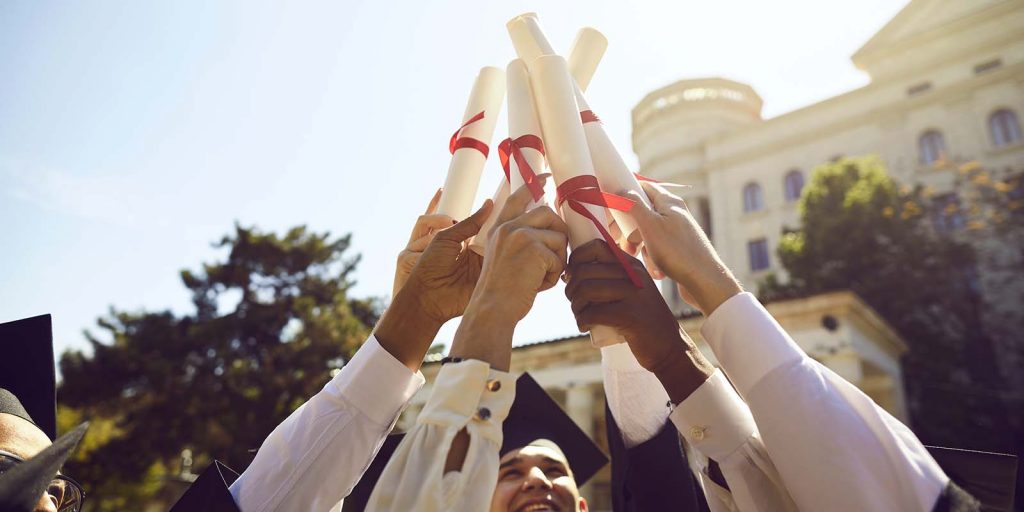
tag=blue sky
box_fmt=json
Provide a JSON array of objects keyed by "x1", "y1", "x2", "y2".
[{"x1": 0, "y1": 0, "x2": 908, "y2": 361}]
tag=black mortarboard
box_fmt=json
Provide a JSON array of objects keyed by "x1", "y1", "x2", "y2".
[
  {"x1": 0, "y1": 422, "x2": 88, "y2": 512},
  {"x1": 168, "y1": 461, "x2": 242, "y2": 512},
  {"x1": 343, "y1": 372, "x2": 608, "y2": 511},
  {"x1": 927, "y1": 445, "x2": 1017, "y2": 511},
  {"x1": 0, "y1": 314, "x2": 57, "y2": 440}
]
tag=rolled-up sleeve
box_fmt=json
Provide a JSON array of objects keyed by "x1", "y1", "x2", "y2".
[
  {"x1": 671, "y1": 370, "x2": 796, "y2": 511},
  {"x1": 366, "y1": 360, "x2": 517, "y2": 511},
  {"x1": 229, "y1": 335, "x2": 425, "y2": 512},
  {"x1": 701, "y1": 292, "x2": 948, "y2": 511}
]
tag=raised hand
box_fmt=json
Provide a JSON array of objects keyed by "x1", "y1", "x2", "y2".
[
  {"x1": 449, "y1": 180, "x2": 569, "y2": 371},
  {"x1": 625, "y1": 181, "x2": 743, "y2": 315},
  {"x1": 564, "y1": 239, "x2": 714, "y2": 402},
  {"x1": 393, "y1": 188, "x2": 454, "y2": 297},
  {"x1": 375, "y1": 196, "x2": 493, "y2": 370}
]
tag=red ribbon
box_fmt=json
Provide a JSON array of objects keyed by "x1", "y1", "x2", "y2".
[
  {"x1": 633, "y1": 172, "x2": 659, "y2": 182},
  {"x1": 498, "y1": 135, "x2": 546, "y2": 202},
  {"x1": 449, "y1": 111, "x2": 490, "y2": 157},
  {"x1": 580, "y1": 110, "x2": 601, "y2": 124},
  {"x1": 556, "y1": 175, "x2": 642, "y2": 288}
]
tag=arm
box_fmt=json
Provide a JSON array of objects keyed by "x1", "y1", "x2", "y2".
[
  {"x1": 230, "y1": 194, "x2": 494, "y2": 511},
  {"x1": 627, "y1": 181, "x2": 950, "y2": 511},
  {"x1": 367, "y1": 182, "x2": 570, "y2": 511},
  {"x1": 701, "y1": 293, "x2": 947, "y2": 511}
]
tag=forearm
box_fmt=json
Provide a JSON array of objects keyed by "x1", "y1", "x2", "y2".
[
  {"x1": 374, "y1": 283, "x2": 444, "y2": 371},
  {"x1": 650, "y1": 329, "x2": 716, "y2": 405},
  {"x1": 447, "y1": 298, "x2": 515, "y2": 372}
]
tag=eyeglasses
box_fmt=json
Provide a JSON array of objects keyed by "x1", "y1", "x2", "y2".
[{"x1": 0, "y1": 450, "x2": 86, "y2": 512}]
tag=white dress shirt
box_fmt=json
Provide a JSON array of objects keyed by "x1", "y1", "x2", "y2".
[
  {"x1": 365, "y1": 359, "x2": 518, "y2": 511},
  {"x1": 229, "y1": 335, "x2": 425, "y2": 512},
  {"x1": 602, "y1": 342, "x2": 797, "y2": 512},
  {"x1": 702, "y1": 292, "x2": 949, "y2": 511}
]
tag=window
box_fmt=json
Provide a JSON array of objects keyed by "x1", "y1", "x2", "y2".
[
  {"x1": 698, "y1": 197, "x2": 713, "y2": 240},
  {"x1": 918, "y1": 130, "x2": 947, "y2": 165},
  {"x1": 931, "y1": 193, "x2": 965, "y2": 233},
  {"x1": 742, "y1": 182, "x2": 764, "y2": 212},
  {"x1": 989, "y1": 109, "x2": 1022, "y2": 147},
  {"x1": 748, "y1": 239, "x2": 770, "y2": 272},
  {"x1": 783, "y1": 170, "x2": 804, "y2": 202}
]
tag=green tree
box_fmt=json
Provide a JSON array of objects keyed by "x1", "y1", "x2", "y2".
[
  {"x1": 57, "y1": 224, "x2": 379, "y2": 509},
  {"x1": 762, "y1": 156, "x2": 1012, "y2": 450}
]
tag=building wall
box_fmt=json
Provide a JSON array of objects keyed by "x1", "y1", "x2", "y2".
[{"x1": 632, "y1": 0, "x2": 1024, "y2": 293}]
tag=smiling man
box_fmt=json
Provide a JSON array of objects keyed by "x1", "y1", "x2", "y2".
[{"x1": 491, "y1": 439, "x2": 585, "y2": 512}]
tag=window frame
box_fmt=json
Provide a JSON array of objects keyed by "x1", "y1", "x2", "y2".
[
  {"x1": 918, "y1": 129, "x2": 947, "y2": 165},
  {"x1": 989, "y1": 109, "x2": 1022, "y2": 148},
  {"x1": 748, "y1": 238, "x2": 770, "y2": 272},
  {"x1": 742, "y1": 182, "x2": 764, "y2": 213},
  {"x1": 783, "y1": 169, "x2": 805, "y2": 202}
]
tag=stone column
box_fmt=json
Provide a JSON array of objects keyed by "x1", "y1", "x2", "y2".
[{"x1": 565, "y1": 383, "x2": 596, "y2": 503}]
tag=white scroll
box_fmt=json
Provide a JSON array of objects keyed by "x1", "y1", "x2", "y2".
[
  {"x1": 528, "y1": 55, "x2": 622, "y2": 347},
  {"x1": 436, "y1": 66, "x2": 506, "y2": 221},
  {"x1": 507, "y1": 13, "x2": 651, "y2": 244}
]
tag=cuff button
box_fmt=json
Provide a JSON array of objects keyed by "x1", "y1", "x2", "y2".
[
  {"x1": 475, "y1": 407, "x2": 492, "y2": 421},
  {"x1": 690, "y1": 426, "x2": 707, "y2": 441},
  {"x1": 486, "y1": 379, "x2": 502, "y2": 392}
]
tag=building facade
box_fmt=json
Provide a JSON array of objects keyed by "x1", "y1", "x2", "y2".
[{"x1": 632, "y1": 0, "x2": 1024, "y2": 391}]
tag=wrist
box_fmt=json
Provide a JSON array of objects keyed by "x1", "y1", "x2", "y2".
[
  {"x1": 375, "y1": 285, "x2": 444, "y2": 370},
  {"x1": 689, "y1": 270, "x2": 743, "y2": 316},
  {"x1": 650, "y1": 342, "x2": 715, "y2": 405},
  {"x1": 448, "y1": 297, "x2": 516, "y2": 371}
]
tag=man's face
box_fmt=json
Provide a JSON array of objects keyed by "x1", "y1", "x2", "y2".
[
  {"x1": 489, "y1": 444, "x2": 587, "y2": 512},
  {"x1": 0, "y1": 413, "x2": 60, "y2": 512}
]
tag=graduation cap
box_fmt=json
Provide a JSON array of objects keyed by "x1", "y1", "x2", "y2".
[
  {"x1": 168, "y1": 461, "x2": 242, "y2": 512},
  {"x1": 927, "y1": 445, "x2": 1018, "y2": 511},
  {"x1": 0, "y1": 423, "x2": 88, "y2": 512},
  {"x1": 0, "y1": 314, "x2": 57, "y2": 440},
  {"x1": 343, "y1": 372, "x2": 608, "y2": 511}
]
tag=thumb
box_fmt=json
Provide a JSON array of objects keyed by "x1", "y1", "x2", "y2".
[
  {"x1": 437, "y1": 200, "x2": 494, "y2": 243},
  {"x1": 639, "y1": 181, "x2": 687, "y2": 213}
]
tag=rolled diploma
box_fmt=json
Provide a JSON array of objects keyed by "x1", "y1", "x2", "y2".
[
  {"x1": 529, "y1": 55, "x2": 621, "y2": 347},
  {"x1": 567, "y1": 28, "x2": 607, "y2": 93},
  {"x1": 507, "y1": 14, "x2": 602, "y2": 93},
  {"x1": 436, "y1": 66, "x2": 506, "y2": 221},
  {"x1": 576, "y1": 91, "x2": 651, "y2": 244},
  {"x1": 469, "y1": 179, "x2": 510, "y2": 255},
  {"x1": 508, "y1": 15, "x2": 646, "y2": 242},
  {"x1": 469, "y1": 59, "x2": 548, "y2": 255}
]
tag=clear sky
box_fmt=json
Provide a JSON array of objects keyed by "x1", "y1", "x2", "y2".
[{"x1": 0, "y1": 0, "x2": 910, "y2": 361}]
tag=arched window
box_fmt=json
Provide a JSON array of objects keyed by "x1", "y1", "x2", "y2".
[
  {"x1": 918, "y1": 130, "x2": 946, "y2": 165},
  {"x1": 743, "y1": 182, "x2": 764, "y2": 212},
  {"x1": 783, "y1": 170, "x2": 804, "y2": 202},
  {"x1": 990, "y1": 109, "x2": 1022, "y2": 147}
]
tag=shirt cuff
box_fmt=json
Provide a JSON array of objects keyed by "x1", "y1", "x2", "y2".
[
  {"x1": 419, "y1": 360, "x2": 517, "y2": 445},
  {"x1": 670, "y1": 369, "x2": 757, "y2": 462},
  {"x1": 701, "y1": 292, "x2": 803, "y2": 398},
  {"x1": 328, "y1": 335, "x2": 426, "y2": 426}
]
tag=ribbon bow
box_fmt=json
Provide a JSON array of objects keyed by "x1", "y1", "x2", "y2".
[
  {"x1": 498, "y1": 135, "x2": 546, "y2": 202},
  {"x1": 556, "y1": 175, "x2": 643, "y2": 288},
  {"x1": 449, "y1": 111, "x2": 490, "y2": 157}
]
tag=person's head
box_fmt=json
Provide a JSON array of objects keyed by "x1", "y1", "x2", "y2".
[
  {"x1": 0, "y1": 315, "x2": 86, "y2": 512},
  {"x1": 0, "y1": 413, "x2": 59, "y2": 512},
  {"x1": 490, "y1": 439, "x2": 587, "y2": 512}
]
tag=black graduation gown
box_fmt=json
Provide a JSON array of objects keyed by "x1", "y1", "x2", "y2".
[
  {"x1": 169, "y1": 461, "x2": 242, "y2": 512},
  {"x1": 605, "y1": 403, "x2": 711, "y2": 512}
]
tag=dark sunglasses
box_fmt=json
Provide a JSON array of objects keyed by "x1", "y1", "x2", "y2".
[{"x1": 0, "y1": 450, "x2": 86, "y2": 512}]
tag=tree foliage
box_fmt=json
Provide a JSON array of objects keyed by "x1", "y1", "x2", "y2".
[
  {"x1": 57, "y1": 225, "x2": 379, "y2": 507},
  {"x1": 762, "y1": 156, "x2": 1015, "y2": 450}
]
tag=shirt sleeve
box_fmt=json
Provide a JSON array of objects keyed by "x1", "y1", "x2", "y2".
[
  {"x1": 228, "y1": 335, "x2": 425, "y2": 512},
  {"x1": 671, "y1": 370, "x2": 797, "y2": 512},
  {"x1": 701, "y1": 292, "x2": 949, "y2": 511},
  {"x1": 600, "y1": 342, "x2": 672, "y2": 448},
  {"x1": 365, "y1": 359, "x2": 517, "y2": 512}
]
